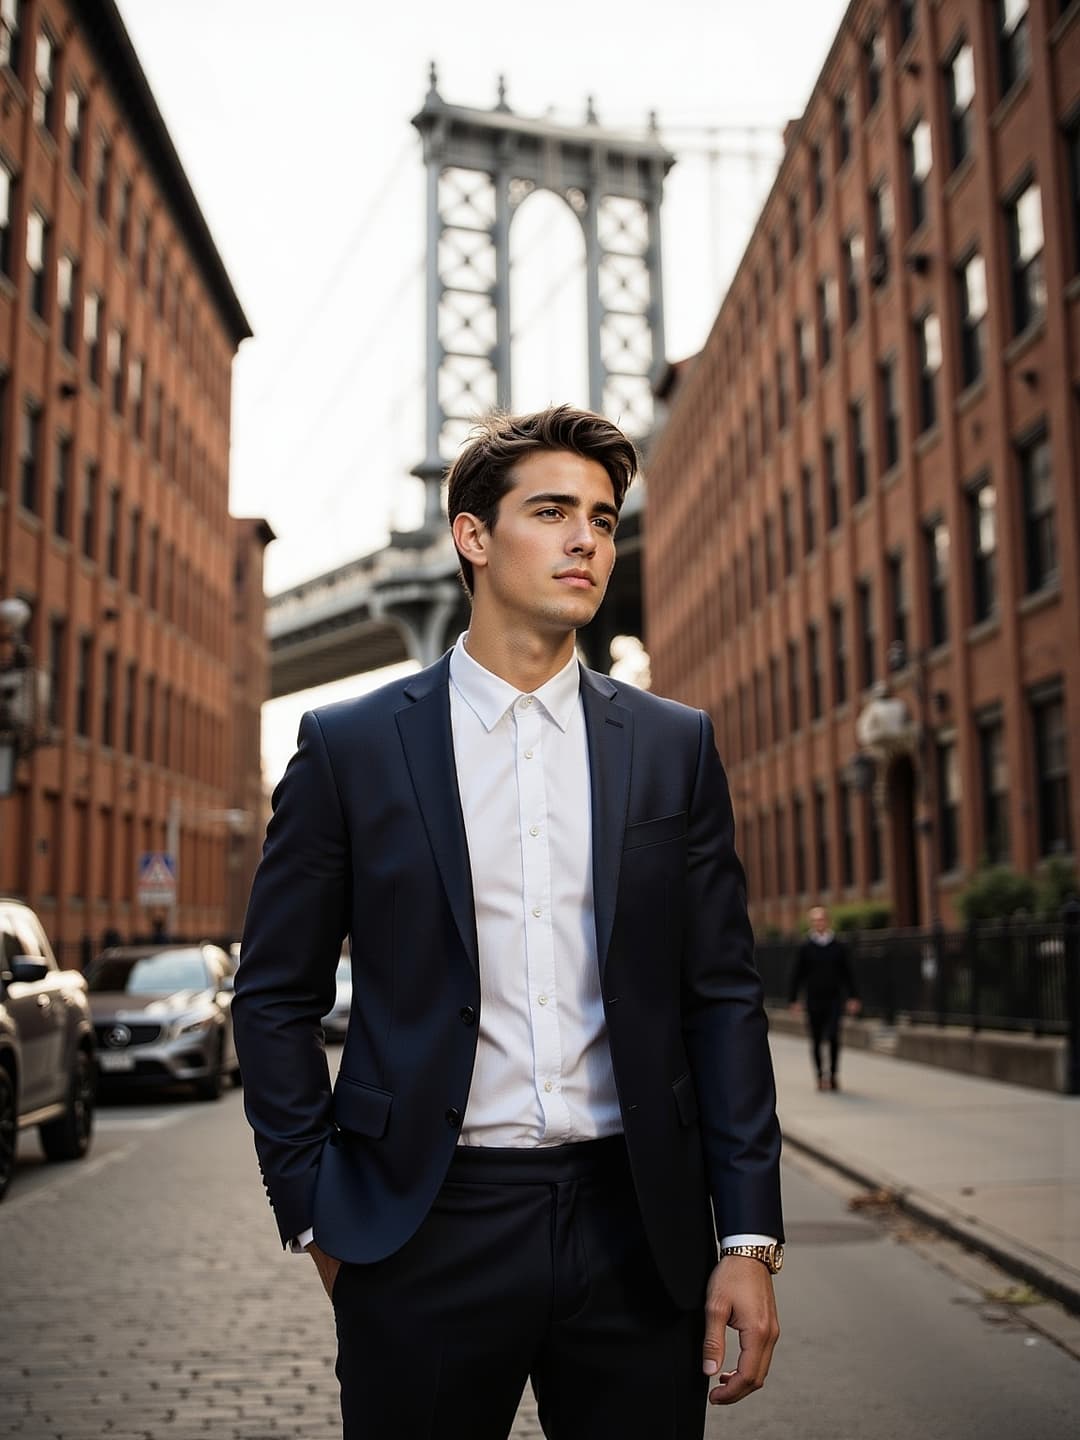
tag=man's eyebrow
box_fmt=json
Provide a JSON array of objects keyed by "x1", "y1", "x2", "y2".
[{"x1": 521, "y1": 491, "x2": 620, "y2": 520}]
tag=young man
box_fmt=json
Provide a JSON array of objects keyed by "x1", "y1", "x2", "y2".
[
  {"x1": 233, "y1": 406, "x2": 783, "y2": 1439},
  {"x1": 788, "y1": 904, "x2": 861, "y2": 1090}
]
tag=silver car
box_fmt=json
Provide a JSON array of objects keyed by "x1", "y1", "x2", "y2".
[{"x1": 85, "y1": 944, "x2": 240, "y2": 1100}]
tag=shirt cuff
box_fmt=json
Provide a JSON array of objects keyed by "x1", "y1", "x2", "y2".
[
  {"x1": 290, "y1": 1227, "x2": 315, "y2": 1253},
  {"x1": 720, "y1": 1233, "x2": 778, "y2": 1248}
]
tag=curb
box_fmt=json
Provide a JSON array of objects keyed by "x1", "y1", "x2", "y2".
[{"x1": 781, "y1": 1128, "x2": 1080, "y2": 1319}]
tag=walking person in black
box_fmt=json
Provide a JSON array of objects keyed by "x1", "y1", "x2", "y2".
[{"x1": 788, "y1": 907, "x2": 860, "y2": 1091}]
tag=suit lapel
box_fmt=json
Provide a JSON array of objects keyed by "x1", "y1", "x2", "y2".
[
  {"x1": 581, "y1": 669, "x2": 633, "y2": 979},
  {"x1": 395, "y1": 658, "x2": 479, "y2": 974}
]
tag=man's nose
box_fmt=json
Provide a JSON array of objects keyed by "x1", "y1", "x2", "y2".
[{"x1": 567, "y1": 521, "x2": 597, "y2": 555}]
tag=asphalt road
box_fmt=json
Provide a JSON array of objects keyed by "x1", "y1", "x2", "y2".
[{"x1": 3, "y1": 1066, "x2": 1078, "y2": 1440}]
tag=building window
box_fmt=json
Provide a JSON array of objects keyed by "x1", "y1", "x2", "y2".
[
  {"x1": 1007, "y1": 181, "x2": 1045, "y2": 335},
  {"x1": 945, "y1": 41, "x2": 975, "y2": 170},
  {"x1": 1067, "y1": 117, "x2": 1080, "y2": 278},
  {"x1": 817, "y1": 276, "x2": 837, "y2": 366},
  {"x1": 129, "y1": 357, "x2": 145, "y2": 439},
  {"x1": 814, "y1": 784, "x2": 830, "y2": 892},
  {"x1": 26, "y1": 208, "x2": 48, "y2": 318},
  {"x1": 161, "y1": 684, "x2": 171, "y2": 769},
  {"x1": 968, "y1": 480, "x2": 997, "y2": 622},
  {"x1": 47, "y1": 615, "x2": 65, "y2": 729},
  {"x1": 150, "y1": 382, "x2": 163, "y2": 462},
  {"x1": 796, "y1": 317, "x2": 813, "y2": 400},
  {"x1": 977, "y1": 713, "x2": 1009, "y2": 864},
  {"x1": 18, "y1": 401, "x2": 40, "y2": 512},
  {"x1": 765, "y1": 514, "x2": 777, "y2": 593},
  {"x1": 123, "y1": 662, "x2": 136, "y2": 755},
  {"x1": 781, "y1": 490, "x2": 795, "y2": 577},
  {"x1": 0, "y1": 0, "x2": 22, "y2": 76},
  {"x1": 75, "y1": 633, "x2": 92, "y2": 737},
  {"x1": 56, "y1": 253, "x2": 77, "y2": 354},
  {"x1": 997, "y1": 0, "x2": 1030, "y2": 100},
  {"x1": 754, "y1": 669, "x2": 767, "y2": 748},
  {"x1": 850, "y1": 398, "x2": 868, "y2": 502},
  {"x1": 84, "y1": 292, "x2": 103, "y2": 384},
  {"x1": 117, "y1": 179, "x2": 132, "y2": 257},
  {"x1": 887, "y1": 551, "x2": 909, "y2": 660},
  {"x1": 793, "y1": 793, "x2": 807, "y2": 895},
  {"x1": 787, "y1": 639, "x2": 802, "y2": 732},
  {"x1": 32, "y1": 29, "x2": 54, "y2": 131},
  {"x1": 93, "y1": 136, "x2": 110, "y2": 223},
  {"x1": 136, "y1": 211, "x2": 150, "y2": 288},
  {"x1": 957, "y1": 253, "x2": 988, "y2": 389},
  {"x1": 836, "y1": 92, "x2": 853, "y2": 167},
  {"x1": 776, "y1": 352, "x2": 790, "y2": 430},
  {"x1": 101, "y1": 649, "x2": 116, "y2": 748},
  {"x1": 81, "y1": 460, "x2": 98, "y2": 560},
  {"x1": 64, "y1": 87, "x2": 83, "y2": 176},
  {"x1": 108, "y1": 328, "x2": 125, "y2": 416},
  {"x1": 788, "y1": 191, "x2": 802, "y2": 259},
  {"x1": 738, "y1": 682, "x2": 751, "y2": 758},
  {"x1": 143, "y1": 675, "x2": 156, "y2": 763},
  {"x1": 758, "y1": 810, "x2": 770, "y2": 900},
  {"x1": 843, "y1": 232, "x2": 863, "y2": 329},
  {"x1": 775, "y1": 801, "x2": 788, "y2": 896},
  {"x1": 936, "y1": 738, "x2": 961, "y2": 873},
  {"x1": 749, "y1": 535, "x2": 761, "y2": 610},
  {"x1": 1020, "y1": 432, "x2": 1057, "y2": 593},
  {"x1": 801, "y1": 463, "x2": 817, "y2": 555},
  {"x1": 52, "y1": 432, "x2": 71, "y2": 539},
  {"x1": 1032, "y1": 688, "x2": 1072, "y2": 856},
  {"x1": 147, "y1": 525, "x2": 159, "y2": 611},
  {"x1": 808, "y1": 623, "x2": 823, "y2": 721},
  {"x1": 759, "y1": 381, "x2": 772, "y2": 457},
  {"x1": 915, "y1": 312, "x2": 941, "y2": 433},
  {"x1": 830, "y1": 601, "x2": 847, "y2": 706},
  {"x1": 0, "y1": 160, "x2": 14, "y2": 276},
  {"x1": 128, "y1": 508, "x2": 141, "y2": 595},
  {"x1": 865, "y1": 29, "x2": 885, "y2": 112},
  {"x1": 105, "y1": 485, "x2": 120, "y2": 579},
  {"x1": 870, "y1": 181, "x2": 893, "y2": 283},
  {"x1": 905, "y1": 119, "x2": 932, "y2": 232},
  {"x1": 770, "y1": 230, "x2": 783, "y2": 293},
  {"x1": 824, "y1": 433, "x2": 841, "y2": 531},
  {"x1": 924, "y1": 519, "x2": 950, "y2": 647},
  {"x1": 838, "y1": 776, "x2": 855, "y2": 887},
  {"x1": 811, "y1": 143, "x2": 826, "y2": 215},
  {"x1": 866, "y1": 792, "x2": 884, "y2": 884},
  {"x1": 770, "y1": 656, "x2": 784, "y2": 742},
  {"x1": 879, "y1": 357, "x2": 900, "y2": 472},
  {"x1": 857, "y1": 578, "x2": 875, "y2": 689}
]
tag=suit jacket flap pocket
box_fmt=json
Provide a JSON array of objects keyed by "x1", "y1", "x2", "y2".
[
  {"x1": 623, "y1": 811, "x2": 688, "y2": 851},
  {"x1": 672, "y1": 1071, "x2": 699, "y2": 1128},
  {"x1": 334, "y1": 1076, "x2": 392, "y2": 1138}
]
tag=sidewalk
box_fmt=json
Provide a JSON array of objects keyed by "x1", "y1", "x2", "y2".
[{"x1": 768, "y1": 1028, "x2": 1080, "y2": 1313}]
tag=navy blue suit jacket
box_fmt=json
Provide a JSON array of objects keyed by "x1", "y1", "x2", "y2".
[{"x1": 233, "y1": 653, "x2": 783, "y2": 1309}]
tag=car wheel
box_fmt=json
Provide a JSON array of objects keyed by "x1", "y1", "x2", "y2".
[
  {"x1": 0, "y1": 1067, "x2": 16, "y2": 1201},
  {"x1": 195, "y1": 1035, "x2": 225, "y2": 1102},
  {"x1": 39, "y1": 1047, "x2": 95, "y2": 1162}
]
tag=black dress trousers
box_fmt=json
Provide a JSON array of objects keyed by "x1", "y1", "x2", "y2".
[{"x1": 331, "y1": 1136, "x2": 709, "y2": 1440}]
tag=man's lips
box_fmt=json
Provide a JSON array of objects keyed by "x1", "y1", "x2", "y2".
[{"x1": 555, "y1": 571, "x2": 595, "y2": 588}]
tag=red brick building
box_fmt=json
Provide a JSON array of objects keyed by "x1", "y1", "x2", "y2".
[
  {"x1": 0, "y1": 0, "x2": 261, "y2": 957},
  {"x1": 645, "y1": 0, "x2": 1080, "y2": 931}
]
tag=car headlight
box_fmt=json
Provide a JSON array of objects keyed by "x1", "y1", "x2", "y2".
[{"x1": 176, "y1": 1014, "x2": 216, "y2": 1037}]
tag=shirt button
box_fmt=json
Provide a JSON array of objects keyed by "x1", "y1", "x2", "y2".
[
  {"x1": 543, "y1": 1080, "x2": 553, "y2": 1093},
  {"x1": 538, "y1": 994, "x2": 548, "y2": 1006},
  {"x1": 532, "y1": 906, "x2": 542, "y2": 918},
  {"x1": 524, "y1": 749, "x2": 534, "y2": 759},
  {"x1": 529, "y1": 826, "x2": 539, "y2": 837},
  {"x1": 445, "y1": 1107, "x2": 462, "y2": 1128},
  {"x1": 459, "y1": 1006, "x2": 476, "y2": 1026},
  {"x1": 520, "y1": 696, "x2": 533, "y2": 708}
]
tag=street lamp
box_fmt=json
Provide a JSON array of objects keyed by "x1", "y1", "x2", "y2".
[{"x1": 0, "y1": 596, "x2": 47, "y2": 799}]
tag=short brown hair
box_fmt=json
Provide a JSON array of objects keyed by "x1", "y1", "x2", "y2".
[{"x1": 446, "y1": 405, "x2": 639, "y2": 595}]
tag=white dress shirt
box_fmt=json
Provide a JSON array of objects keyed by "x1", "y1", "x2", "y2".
[{"x1": 293, "y1": 635, "x2": 772, "y2": 1250}]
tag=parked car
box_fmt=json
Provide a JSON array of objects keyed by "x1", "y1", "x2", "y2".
[
  {"x1": 0, "y1": 898, "x2": 96, "y2": 1202},
  {"x1": 322, "y1": 953, "x2": 352, "y2": 1041},
  {"x1": 84, "y1": 943, "x2": 240, "y2": 1100}
]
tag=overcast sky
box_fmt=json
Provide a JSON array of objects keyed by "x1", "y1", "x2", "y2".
[{"x1": 116, "y1": 0, "x2": 848, "y2": 783}]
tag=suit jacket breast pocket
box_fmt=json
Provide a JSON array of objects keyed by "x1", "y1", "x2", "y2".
[{"x1": 623, "y1": 811, "x2": 688, "y2": 851}]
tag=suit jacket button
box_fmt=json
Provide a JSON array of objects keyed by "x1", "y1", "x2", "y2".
[
  {"x1": 445, "y1": 1107, "x2": 462, "y2": 1128},
  {"x1": 459, "y1": 1006, "x2": 476, "y2": 1026}
]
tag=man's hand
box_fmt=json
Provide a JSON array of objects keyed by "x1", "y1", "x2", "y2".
[
  {"x1": 306, "y1": 1239, "x2": 343, "y2": 1301},
  {"x1": 845, "y1": 997, "x2": 862, "y2": 1016},
  {"x1": 787, "y1": 1000, "x2": 803, "y2": 1014},
  {"x1": 702, "y1": 1254, "x2": 780, "y2": 1405}
]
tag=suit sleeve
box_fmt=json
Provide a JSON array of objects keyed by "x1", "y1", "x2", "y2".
[
  {"x1": 681, "y1": 710, "x2": 784, "y2": 1242},
  {"x1": 231, "y1": 710, "x2": 351, "y2": 1246}
]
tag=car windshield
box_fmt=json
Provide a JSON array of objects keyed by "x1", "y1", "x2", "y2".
[{"x1": 87, "y1": 950, "x2": 210, "y2": 995}]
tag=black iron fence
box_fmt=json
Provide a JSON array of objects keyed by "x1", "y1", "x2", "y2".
[{"x1": 756, "y1": 902, "x2": 1080, "y2": 1093}]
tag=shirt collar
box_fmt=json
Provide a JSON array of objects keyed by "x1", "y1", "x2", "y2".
[
  {"x1": 809, "y1": 930, "x2": 835, "y2": 945},
  {"x1": 449, "y1": 633, "x2": 581, "y2": 733}
]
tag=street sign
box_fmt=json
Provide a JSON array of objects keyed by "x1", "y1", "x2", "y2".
[{"x1": 137, "y1": 851, "x2": 177, "y2": 908}]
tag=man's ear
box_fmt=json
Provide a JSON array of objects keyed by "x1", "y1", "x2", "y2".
[{"x1": 452, "y1": 512, "x2": 489, "y2": 573}]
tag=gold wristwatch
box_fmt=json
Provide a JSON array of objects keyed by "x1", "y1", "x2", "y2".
[{"x1": 718, "y1": 1242, "x2": 784, "y2": 1274}]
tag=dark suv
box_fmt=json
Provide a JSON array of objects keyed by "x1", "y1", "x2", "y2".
[{"x1": 0, "y1": 899, "x2": 96, "y2": 1201}]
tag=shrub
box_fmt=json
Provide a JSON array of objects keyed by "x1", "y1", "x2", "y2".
[
  {"x1": 830, "y1": 900, "x2": 893, "y2": 933},
  {"x1": 1035, "y1": 856, "x2": 1080, "y2": 919},
  {"x1": 956, "y1": 865, "x2": 1036, "y2": 924}
]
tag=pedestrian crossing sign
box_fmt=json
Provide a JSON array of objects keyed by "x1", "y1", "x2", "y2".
[{"x1": 137, "y1": 852, "x2": 177, "y2": 907}]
